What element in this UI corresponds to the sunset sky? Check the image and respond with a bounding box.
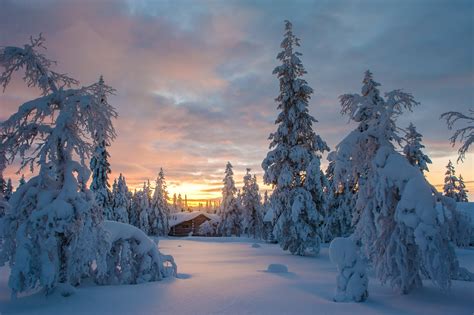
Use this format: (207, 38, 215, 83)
(0, 0, 472, 203)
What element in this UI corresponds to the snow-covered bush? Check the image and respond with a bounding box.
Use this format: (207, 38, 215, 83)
(98, 221, 176, 285)
(198, 220, 217, 236)
(329, 237, 368, 303)
(262, 21, 329, 256)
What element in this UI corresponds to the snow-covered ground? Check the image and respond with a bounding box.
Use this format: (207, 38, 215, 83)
(1, 237, 473, 315)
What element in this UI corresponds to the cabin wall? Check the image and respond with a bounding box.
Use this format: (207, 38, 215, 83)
(169, 214, 212, 236)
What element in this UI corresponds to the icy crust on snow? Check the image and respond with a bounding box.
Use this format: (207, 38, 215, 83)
(101, 221, 177, 284)
(329, 237, 368, 302)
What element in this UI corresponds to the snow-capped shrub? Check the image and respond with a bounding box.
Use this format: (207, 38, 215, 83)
(198, 220, 217, 236)
(329, 237, 368, 303)
(98, 221, 176, 285)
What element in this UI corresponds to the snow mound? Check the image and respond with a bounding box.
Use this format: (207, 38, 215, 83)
(251, 243, 261, 248)
(329, 237, 368, 302)
(267, 264, 288, 273)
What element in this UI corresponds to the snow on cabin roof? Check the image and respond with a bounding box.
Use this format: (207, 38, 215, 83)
(169, 211, 220, 227)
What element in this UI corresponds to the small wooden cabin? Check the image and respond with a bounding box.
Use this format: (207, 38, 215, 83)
(169, 211, 219, 236)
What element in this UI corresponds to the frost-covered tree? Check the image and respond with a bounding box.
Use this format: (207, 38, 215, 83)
(241, 169, 264, 239)
(443, 160, 458, 200)
(112, 174, 130, 223)
(4, 178, 13, 201)
(456, 175, 469, 202)
(403, 123, 431, 173)
(261, 21, 329, 255)
(218, 162, 241, 236)
(137, 181, 152, 235)
(323, 152, 354, 242)
(333, 71, 460, 293)
(0, 35, 116, 295)
(129, 189, 140, 227)
(150, 168, 170, 236)
(90, 76, 113, 219)
(441, 109, 473, 162)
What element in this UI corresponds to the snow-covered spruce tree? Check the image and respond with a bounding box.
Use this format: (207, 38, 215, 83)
(441, 109, 473, 162)
(90, 76, 113, 220)
(0, 35, 117, 295)
(322, 152, 354, 243)
(150, 168, 170, 236)
(261, 20, 329, 255)
(218, 162, 241, 236)
(129, 189, 141, 227)
(403, 123, 432, 173)
(443, 160, 458, 200)
(112, 174, 130, 223)
(333, 70, 460, 293)
(457, 175, 469, 202)
(137, 181, 152, 235)
(241, 169, 264, 239)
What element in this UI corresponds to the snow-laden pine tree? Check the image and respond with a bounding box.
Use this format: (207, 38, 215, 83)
(129, 189, 140, 227)
(137, 181, 152, 235)
(218, 162, 241, 236)
(112, 174, 130, 223)
(441, 109, 473, 162)
(323, 152, 354, 243)
(403, 123, 432, 173)
(151, 168, 170, 236)
(0, 35, 116, 295)
(443, 160, 458, 200)
(456, 175, 469, 202)
(241, 169, 264, 239)
(261, 20, 329, 255)
(90, 76, 113, 219)
(333, 71, 460, 293)
(4, 178, 12, 201)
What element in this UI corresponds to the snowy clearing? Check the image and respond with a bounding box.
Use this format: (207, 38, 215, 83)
(1, 237, 474, 315)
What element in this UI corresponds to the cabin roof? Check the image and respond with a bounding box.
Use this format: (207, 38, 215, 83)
(169, 211, 220, 227)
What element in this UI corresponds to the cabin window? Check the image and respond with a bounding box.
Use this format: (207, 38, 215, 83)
(182, 224, 189, 228)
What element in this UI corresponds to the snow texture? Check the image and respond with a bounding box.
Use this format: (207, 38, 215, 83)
(266, 264, 288, 273)
(329, 237, 368, 302)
